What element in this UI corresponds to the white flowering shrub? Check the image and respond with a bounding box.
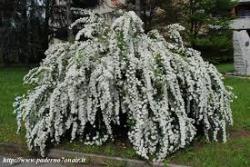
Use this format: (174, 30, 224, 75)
(14, 11, 233, 161)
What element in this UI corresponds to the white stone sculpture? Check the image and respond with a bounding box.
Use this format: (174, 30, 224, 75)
(233, 30, 250, 75)
(231, 0, 250, 75)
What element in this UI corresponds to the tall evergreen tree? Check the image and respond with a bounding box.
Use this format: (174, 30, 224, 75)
(185, 0, 236, 38)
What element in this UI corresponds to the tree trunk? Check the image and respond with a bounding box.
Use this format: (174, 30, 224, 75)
(44, 0, 50, 49)
(66, 0, 73, 42)
(135, 0, 141, 17)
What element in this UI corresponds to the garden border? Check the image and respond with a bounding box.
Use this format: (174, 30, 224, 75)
(0, 143, 189, 167)
(225, 73, 250, 79)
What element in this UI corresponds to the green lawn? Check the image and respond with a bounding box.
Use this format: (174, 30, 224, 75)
(0, 64, 250, 167)
(216, 63, 235, 74)
(0, 68, 28, 144)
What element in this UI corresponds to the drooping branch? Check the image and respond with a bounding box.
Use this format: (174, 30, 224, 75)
(14, 11, 233, 161)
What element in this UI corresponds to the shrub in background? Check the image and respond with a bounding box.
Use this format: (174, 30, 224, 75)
(14, 11, 233, 161)
(192, 30, 233, 64)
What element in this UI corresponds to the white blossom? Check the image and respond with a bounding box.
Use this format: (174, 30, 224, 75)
(14, 11, 234, 161)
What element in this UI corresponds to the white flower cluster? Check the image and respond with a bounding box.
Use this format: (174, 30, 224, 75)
(14, 11, 233, 161)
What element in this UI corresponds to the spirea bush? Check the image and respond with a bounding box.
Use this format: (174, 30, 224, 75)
(14, 11, 233, 161)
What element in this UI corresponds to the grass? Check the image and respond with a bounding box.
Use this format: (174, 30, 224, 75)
(166, 136, 250, 167)
(0, 68, 28, 144)
(0, 63, 250, 167)
(216, 63, 234, 74)
(224, 77, 250, 130)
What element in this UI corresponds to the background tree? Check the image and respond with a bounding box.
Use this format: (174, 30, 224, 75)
(185, 0, 236, 39)
(0, 0, 238, 65)
(0, 0, 51, 66)
(183, 0, 237, 63)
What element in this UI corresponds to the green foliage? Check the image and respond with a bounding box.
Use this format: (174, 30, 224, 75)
(185, 0, 236, 64)
(159, 0, 183, 25)
(191, 30, 233, 64)
(185, 0, 237, 36)
(0, 0, 49, 65)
